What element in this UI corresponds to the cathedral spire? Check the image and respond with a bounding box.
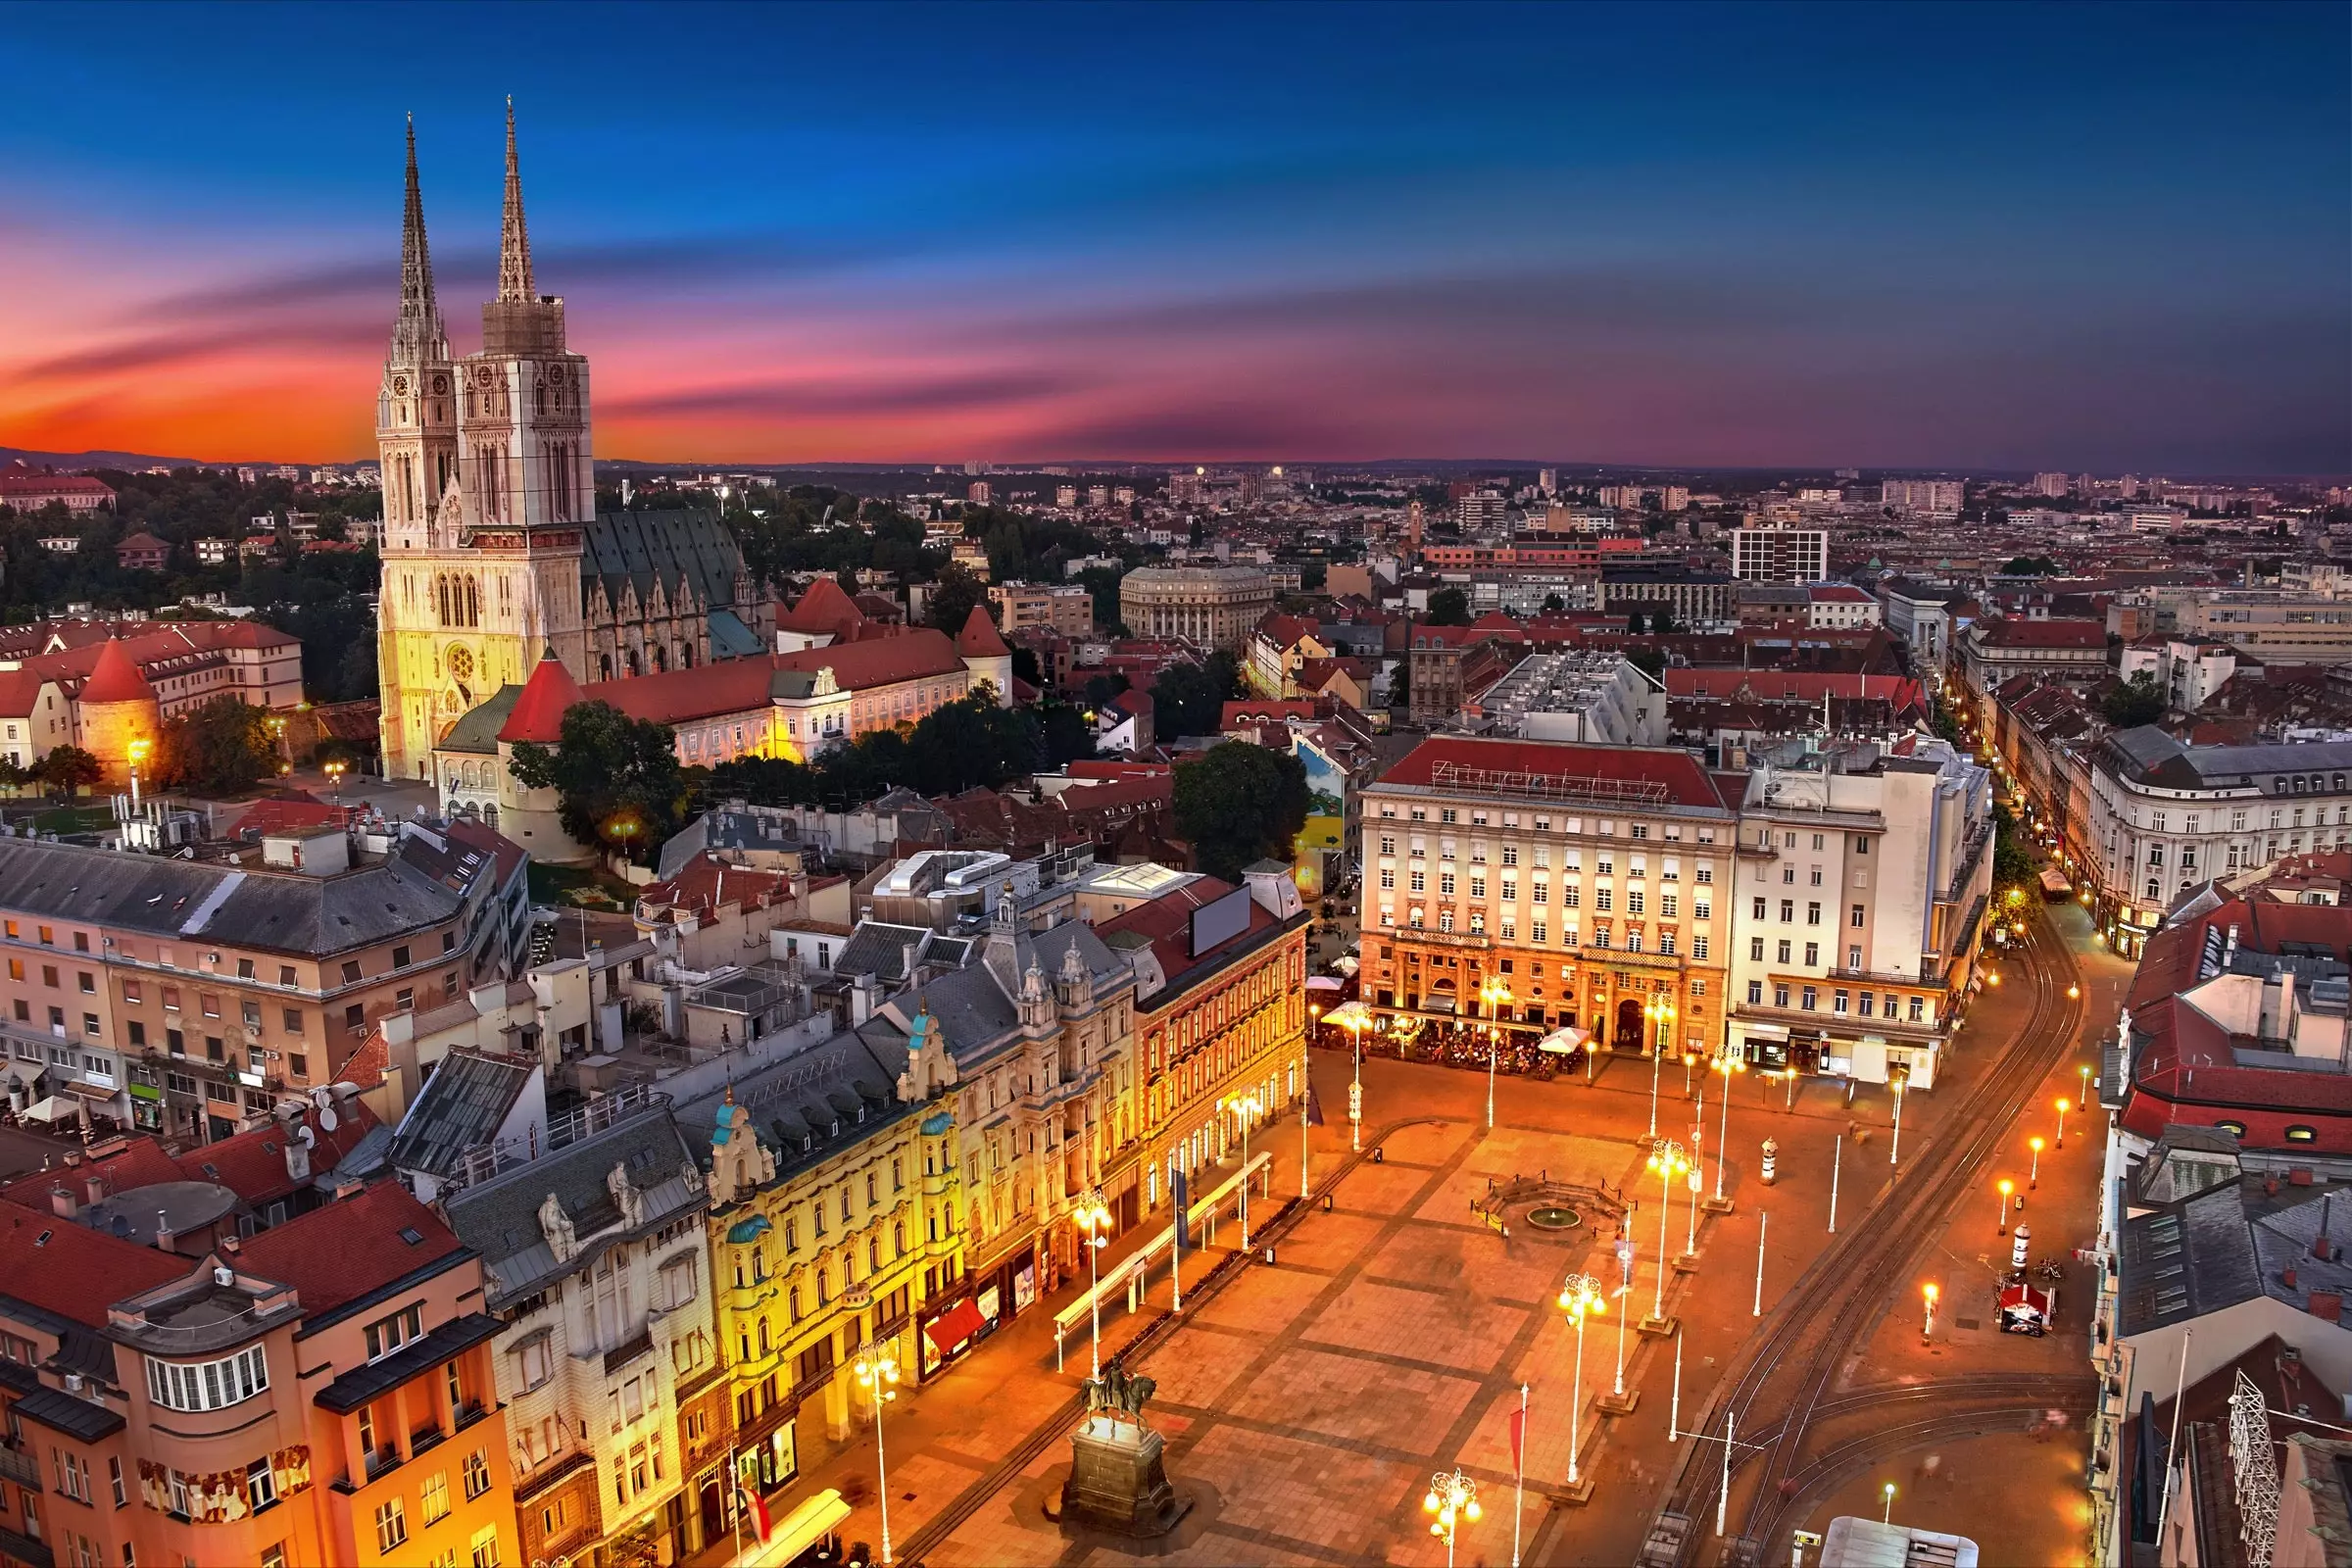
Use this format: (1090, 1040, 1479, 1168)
(498, 96, 536, 303)
(390, 114, 449, 363)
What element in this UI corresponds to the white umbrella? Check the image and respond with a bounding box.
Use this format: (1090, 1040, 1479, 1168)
(1537, 1026, 1592, 1055)
(20, 1095, 79, 1124)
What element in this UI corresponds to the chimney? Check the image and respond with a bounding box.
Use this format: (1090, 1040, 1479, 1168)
(48, 1187, 75, 1219)
(333, 1176, 366, 1200)
(2313, 1291, 2343, 1324)
(2285, 1266, 2300, 1290)
(2226, 924, 2241, 963)
(83, 1175, 105, 1206)
(851, 972, 878, 1027)
(219, 1234, 240, 1255)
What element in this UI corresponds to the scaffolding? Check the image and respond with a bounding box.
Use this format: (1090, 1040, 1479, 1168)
(2230, 1368, 2279, 1568)
(1426, 760, 1672, 808)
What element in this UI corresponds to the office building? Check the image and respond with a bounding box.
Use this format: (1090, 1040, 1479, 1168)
(1728, 526, 1828, 584)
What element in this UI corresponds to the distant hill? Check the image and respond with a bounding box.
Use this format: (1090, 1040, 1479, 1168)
(0, 445, 219, 472)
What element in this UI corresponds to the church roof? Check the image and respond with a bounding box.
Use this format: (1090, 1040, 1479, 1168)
(956, 606, 1010, 659)
(437, 685, 524, 756)
(499, 652, 588, 745)
(779, 577, 863, 638)
(78, 638, 156, 706)
(580, 510, 744, 623)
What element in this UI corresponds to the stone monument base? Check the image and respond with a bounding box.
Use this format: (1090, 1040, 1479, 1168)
(1059, 1416, 1192, 1537)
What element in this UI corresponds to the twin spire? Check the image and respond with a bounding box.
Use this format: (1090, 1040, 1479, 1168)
(391, 99, 538, 357)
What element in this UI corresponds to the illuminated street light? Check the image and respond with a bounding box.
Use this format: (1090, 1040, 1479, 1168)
(1888, 1069, 1906, 1167)
(126, 737, 150, 810)
(1922, 1282, 1938, 1342)
(323, 757, 348, 800)
(1480, 976, 1514, 1129)
(2029, 1136, 2045, 1189)
(2067, 983, 2081, 1000)
(1645, 1141, 1690, 1322)
(1556, 1273, 1605, 1487)
(1710, 1054, 1745, 1201)
(1328, 1000, 1371, 1152)
(1996, 1177, 2016, 1235)
(1072, 1191, 1112, 1379)
(853, 1349, 901, 1564)
(2055, 1097, 2072, 1150)
(1424, 1469, 1482, 1568)
(1220, 1094, 1263, 1249)
(1643, 996, 1678, 1142)
(1883, 1482, 1897, 1525)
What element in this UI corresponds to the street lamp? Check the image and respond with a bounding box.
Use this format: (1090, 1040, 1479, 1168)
(1424, 1469, 1482, 1568)
(2079, 1062, 2093, 1111)
(1609, 1235, 1635, 1402)
(126, 738, 149, 810)
(1996, 1177, 2016, 1235)
(1888, 1069, 1907, 1167)
(1557, 1273, 1605, 1487)
(1220, 1094, 1262, 1250)
(1921, 1282, 1937, 1343)
(1643, 996, 1678, 1142)
(1480, 976, 1514, 1129)
(1328, 1000, 1370, 1152)
(1882, 1482, 1897, 1525)
(2055, 1097, 2072, 1150)
(1072, 1191, 1111, 1378)
(2029, 1136, 2045, 1190)
(323, 758, 347, 800)
(853, 1349, 901, 1565)
(1645, 1141, 1690, 1322)
(1709, 1054, 1745, 1202)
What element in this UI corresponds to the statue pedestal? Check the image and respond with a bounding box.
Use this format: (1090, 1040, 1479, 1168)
(1060, 1416, 1191, 1537)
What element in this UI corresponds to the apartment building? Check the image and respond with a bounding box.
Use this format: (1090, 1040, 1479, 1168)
(1097, 870, 1310, 1228)
(1728, 526, 1827, 584)
(1725, 737, 1994, 1088)
(0, 1179, 514, 1568)
(1955, 615, 2109, 703)
(440, 1097, 718, 1567)
(1360, 737, 1738, 1056)
(673, 1008, 964, 1537)
(988, 581, 1094, 639)
(2084, 729, 2352, 956)
(0, 826, 514, 1146)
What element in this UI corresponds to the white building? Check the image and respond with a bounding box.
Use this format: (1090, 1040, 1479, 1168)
(1729, 526, 1827, 584)
(1461, 651, 1666, 745)
(1726, 736, 1995, 1088)
(1877, 580, 1963, 670)
(1881, 477, 1965, 515)
(1806, 585, 1884, 629)
(440, 1096, 715, 1567)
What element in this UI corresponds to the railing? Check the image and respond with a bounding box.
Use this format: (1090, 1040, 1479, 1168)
(1393, 928, 1491, 950)
(0, 1440, 40, 1489)
(602, 1331, 654, 1376)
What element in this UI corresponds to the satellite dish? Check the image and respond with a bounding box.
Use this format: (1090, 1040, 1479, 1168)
(317, 1103, 338, 1134)
(296, 1123, 317, 1148)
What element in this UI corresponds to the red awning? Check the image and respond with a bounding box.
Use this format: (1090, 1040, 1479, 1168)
(1998, 1282, 2050, 1312)
(922, 1298, 987, 1356)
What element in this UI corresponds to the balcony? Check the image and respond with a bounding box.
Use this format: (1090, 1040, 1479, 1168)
(1394, 928, 1491, 951)
(602, 1330, 654, 1377)
(0, 1439, 40, 1489)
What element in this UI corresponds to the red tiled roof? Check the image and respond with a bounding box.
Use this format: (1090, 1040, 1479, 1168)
(956, 606, 1010, 660)
(0, 668, 54, 718)
(0, 1206, 186, 1325)
(172, 1102, 380, 1207)
(778, 577, 863, 637)
(584, 631, 970, 728)
(1808, 585, 1877, 603)
(0, 1138, 186, 1212)
(233, 795, 361, 840)
(1973, 616, 2107, 650)
(638, 853, 800, 919)
(1376, 735, 1732, 810)
(237, 1182, 466, 1319)
(1221, 700, 1321, 727)
(498, 650, 590, 744)
(79, 638, 156, 705)
(1096, 875, 1286, 994)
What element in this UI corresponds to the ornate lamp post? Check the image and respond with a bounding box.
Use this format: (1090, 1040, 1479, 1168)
(1480, 976, 1514, 1128)
(1708, 1054, 1745, 1206)
(323, 757, 347, 801)
(1424, 1469, 1482, 1568)
(1644, 1140, 1690, 1325)
(1557, 1273, 1605, 1488)
(853, 1349, 901, 1565)
(1220, 1093, 1263, 1249)
(1643, 996, 1678, 1141)
(1072, 1191, 1112, 1377)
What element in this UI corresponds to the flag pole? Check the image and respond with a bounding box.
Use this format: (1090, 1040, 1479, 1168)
(1511, 1381, 1528, 1568)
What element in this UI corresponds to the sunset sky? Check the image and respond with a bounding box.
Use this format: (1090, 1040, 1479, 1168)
(2, 2, 2344, 472)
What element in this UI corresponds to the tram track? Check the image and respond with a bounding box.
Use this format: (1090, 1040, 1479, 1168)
(1636, 910, 2089, 1565)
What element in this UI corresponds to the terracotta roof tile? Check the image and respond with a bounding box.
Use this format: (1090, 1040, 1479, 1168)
(237, 1182, 466, 1320)
(497, 651, 590, 744)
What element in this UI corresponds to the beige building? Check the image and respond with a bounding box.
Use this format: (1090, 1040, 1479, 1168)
(1118, 565, 1276, 652)
(990, 581, 1095, 637)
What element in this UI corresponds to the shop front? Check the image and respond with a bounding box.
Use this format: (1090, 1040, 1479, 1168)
(918, 1293, 989, 1381)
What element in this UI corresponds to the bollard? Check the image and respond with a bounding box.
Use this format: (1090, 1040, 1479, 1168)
(2011, 1224, 2031, 1274)
(1760, 1137, 1779, 1186)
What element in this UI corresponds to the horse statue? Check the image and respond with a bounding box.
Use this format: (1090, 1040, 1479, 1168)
(1083, 1363, 1157, 1421)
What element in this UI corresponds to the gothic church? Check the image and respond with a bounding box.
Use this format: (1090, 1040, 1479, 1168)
(375, 107, 770, 779)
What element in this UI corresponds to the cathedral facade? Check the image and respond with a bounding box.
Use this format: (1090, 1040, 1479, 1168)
(375, 109, 768, 780)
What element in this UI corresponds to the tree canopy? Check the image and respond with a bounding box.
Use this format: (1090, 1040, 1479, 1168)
(706, 693, 1052, 809)
(925, 564, 989, 636)
(153, 697, 278, 795)
(1173, 743, 1310, 883)
(2101, 671, 2167, 728)
(2002, 556, 2062, 576)
(1149, 651, 1243, 739)
(1424, 587, 1471, 626)
(36, 746, 102, 796)
(507, 701, 692, 867)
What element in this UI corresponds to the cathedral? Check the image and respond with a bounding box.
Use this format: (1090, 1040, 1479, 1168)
(375, 108, 770, 780)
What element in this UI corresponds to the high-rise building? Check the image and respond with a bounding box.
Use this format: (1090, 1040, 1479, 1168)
(966, 480, 992, 506)
(1538, 468, 1558, 495)
(1880, 477, 1966, 514)
(1728, 526, 1828, 583)
(375, 111, 765, 781)
(2032, 472, 2072, 498)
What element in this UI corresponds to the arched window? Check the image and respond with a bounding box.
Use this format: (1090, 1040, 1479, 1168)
(465, 575, 479, 627)
(534, 381, 547, 416)
(2216, 1119, 2248, 1137)
(2286, 1125, 2319, 1144)
(600, 655, 613, 680)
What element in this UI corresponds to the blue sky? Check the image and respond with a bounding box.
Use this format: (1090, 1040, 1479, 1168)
(1, 1, 2343, 471)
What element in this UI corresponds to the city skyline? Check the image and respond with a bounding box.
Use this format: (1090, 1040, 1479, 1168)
(1, 2, 2345, 474)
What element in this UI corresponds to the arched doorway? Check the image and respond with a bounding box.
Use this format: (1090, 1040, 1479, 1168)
(1615, 998, 1645, 1051)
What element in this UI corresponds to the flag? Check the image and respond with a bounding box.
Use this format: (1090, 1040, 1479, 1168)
(1306, 1085, 1326, 1127)
(1172, 1164, 1190, 1257)
(738, 1482, 772, 1543)
(1509, 1399, 1528, 1475)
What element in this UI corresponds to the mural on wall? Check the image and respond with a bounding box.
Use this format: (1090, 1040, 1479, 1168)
(1292, 737, 1348, 899)
(136, 1448, 311, 1521)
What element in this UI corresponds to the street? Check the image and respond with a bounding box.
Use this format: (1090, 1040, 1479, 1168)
(727, 902, 2116, 1566)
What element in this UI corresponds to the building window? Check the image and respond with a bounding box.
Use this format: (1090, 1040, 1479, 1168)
(1747, 981, 1763, 1004)
(464, 1449, 491, 1500)
(2286, 1126, 2318, 1144)
(364, 1304, 424, 1363)
(419, 1472, 451, 1526)
(144, 1346, 269, 1412)
(374, 1498, 408, 1555)
(245, 1457, 276, 1514)
(470, 1525, 502, 1568)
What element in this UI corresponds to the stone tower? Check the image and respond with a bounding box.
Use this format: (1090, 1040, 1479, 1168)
(378, 105, 593, 781)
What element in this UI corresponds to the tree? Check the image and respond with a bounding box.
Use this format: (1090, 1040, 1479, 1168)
(0, 757, 27, 795)
(1150, 651, 1243, 739)
(1039, 703, 1098, 766)
(1010, 647, 1044, 690)
(1424, 588, 1470, 626)
(1625, 646, 1666, 682)
(2101, 672, 2168, 728)
(1649, 606, 1677, 636)
(2002, 556, 2061, 576)
(1082, 671, 1131, 710)
(508, 701, 691, 866)
(1174, 743, 1309, 882)
(1627, 611, 1647, 634)
(153, 698, 277, 795)
(1991, 803, 2038, 890)
(37, 746, 102, 797)
(925, 564, 988, 636)
(1542, 593, 1565, 613)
